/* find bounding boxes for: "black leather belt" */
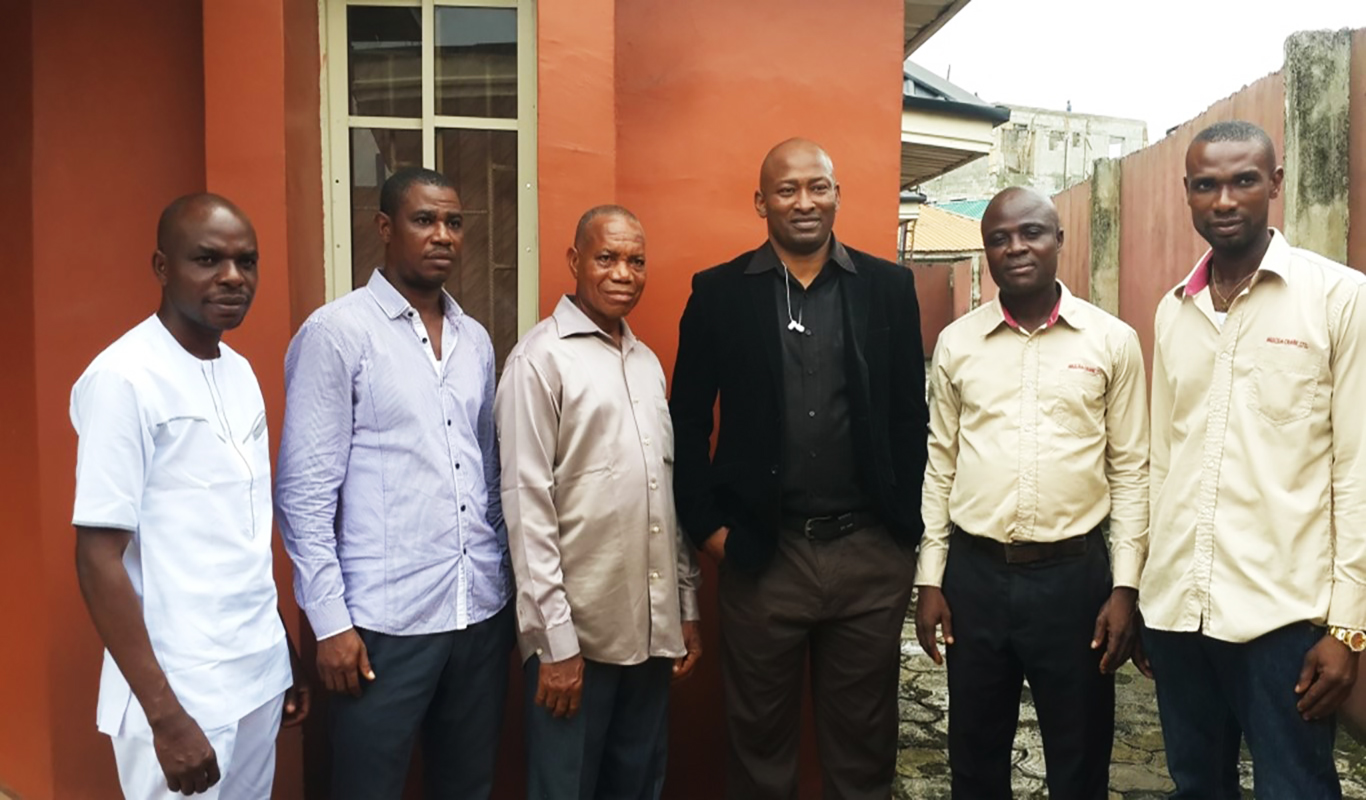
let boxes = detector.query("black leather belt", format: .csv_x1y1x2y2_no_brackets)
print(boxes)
953,525,1100,565
780,511,880,541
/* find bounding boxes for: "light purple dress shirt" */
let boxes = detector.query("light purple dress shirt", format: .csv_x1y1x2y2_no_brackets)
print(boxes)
276,270,511,640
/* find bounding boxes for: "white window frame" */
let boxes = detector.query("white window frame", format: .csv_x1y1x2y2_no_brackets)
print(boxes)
320,0,538,336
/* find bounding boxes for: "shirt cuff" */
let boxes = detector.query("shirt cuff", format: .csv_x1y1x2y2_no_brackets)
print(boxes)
679,588,701,623
528,620,581,663
1110,548,1143,590
915,546,947,588
1328,580,1366,630
306,598,355,642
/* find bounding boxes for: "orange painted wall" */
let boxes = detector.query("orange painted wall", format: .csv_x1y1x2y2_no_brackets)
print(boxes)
612,1,905,796
27,0,207,797
0,2,50,797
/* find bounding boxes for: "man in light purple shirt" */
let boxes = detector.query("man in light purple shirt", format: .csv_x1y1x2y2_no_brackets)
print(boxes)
275,167,513,800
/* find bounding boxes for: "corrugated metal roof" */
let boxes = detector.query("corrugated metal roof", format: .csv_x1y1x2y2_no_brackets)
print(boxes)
933,199,990,220
912,205,984,254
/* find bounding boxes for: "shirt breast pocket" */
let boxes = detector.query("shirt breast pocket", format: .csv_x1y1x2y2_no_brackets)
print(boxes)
1047,368,1105,437
1249,344,1321,426
656,397,675,465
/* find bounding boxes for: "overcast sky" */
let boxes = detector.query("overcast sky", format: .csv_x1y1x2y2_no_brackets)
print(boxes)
911,0,1366,139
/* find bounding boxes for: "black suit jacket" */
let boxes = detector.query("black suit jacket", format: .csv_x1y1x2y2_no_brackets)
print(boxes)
669,240,930,573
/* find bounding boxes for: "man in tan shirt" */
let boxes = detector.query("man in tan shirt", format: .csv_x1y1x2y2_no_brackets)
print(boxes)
1140,121,1366,799
495,205,702,799
916,187,1149,799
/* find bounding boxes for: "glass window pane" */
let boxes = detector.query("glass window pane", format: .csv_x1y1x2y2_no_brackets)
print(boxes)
350,128,423,289
436,128,519,368
348,6,422,118
435,7,517,119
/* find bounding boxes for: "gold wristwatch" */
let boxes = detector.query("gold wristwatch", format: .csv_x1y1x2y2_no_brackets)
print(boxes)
1329,626,1366,653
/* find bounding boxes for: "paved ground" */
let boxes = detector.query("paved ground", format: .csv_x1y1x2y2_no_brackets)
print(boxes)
893,616,1366,799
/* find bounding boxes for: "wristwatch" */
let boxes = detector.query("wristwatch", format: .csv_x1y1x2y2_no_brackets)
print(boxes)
1329,626,1366,652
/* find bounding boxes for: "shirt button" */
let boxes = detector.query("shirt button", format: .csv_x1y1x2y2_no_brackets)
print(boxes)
651,525,660,534
422,337,428,343
447,420,452,426
650,571,660,581
643,436,651,446
455,463,461,469
808,410,815,417
536,648,543,656
460,504,467,512
649,479,658,489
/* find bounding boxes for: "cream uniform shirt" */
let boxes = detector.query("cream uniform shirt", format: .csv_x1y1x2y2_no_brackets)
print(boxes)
71,316,291,734
918,283,1150,588
1143,231,1366,642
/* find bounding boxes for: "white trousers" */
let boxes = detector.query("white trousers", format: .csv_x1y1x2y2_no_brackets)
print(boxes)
110,692,284,800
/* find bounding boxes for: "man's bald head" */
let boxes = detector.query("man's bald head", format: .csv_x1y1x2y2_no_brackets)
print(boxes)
574,205,641,250
156,193,253,253
981,187,1060,234
758,138,836,192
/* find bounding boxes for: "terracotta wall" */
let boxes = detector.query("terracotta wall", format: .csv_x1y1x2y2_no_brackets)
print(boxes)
24,1,208,797
1116,73,1285,366
1054,179,1092,299
0,0,47,795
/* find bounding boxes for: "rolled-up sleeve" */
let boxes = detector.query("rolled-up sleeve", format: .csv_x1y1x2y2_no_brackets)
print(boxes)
495,352,579,662
275,320,356,640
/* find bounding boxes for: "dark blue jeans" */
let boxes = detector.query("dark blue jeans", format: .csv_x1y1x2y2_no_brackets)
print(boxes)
1143,622,1341,799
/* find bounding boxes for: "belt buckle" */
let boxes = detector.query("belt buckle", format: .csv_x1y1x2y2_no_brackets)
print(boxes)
803,515,834,540
1003,543,1030,565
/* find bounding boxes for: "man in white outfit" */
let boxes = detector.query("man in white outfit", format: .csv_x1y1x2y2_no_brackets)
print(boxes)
71,194,309,798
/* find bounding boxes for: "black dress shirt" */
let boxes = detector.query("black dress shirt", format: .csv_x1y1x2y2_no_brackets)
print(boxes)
745,240,869,517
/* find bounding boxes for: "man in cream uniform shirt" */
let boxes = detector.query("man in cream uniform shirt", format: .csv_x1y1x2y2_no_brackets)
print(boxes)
71,194,307,798
1142,121,1366,798
916,187,1148,799
496,206,701,799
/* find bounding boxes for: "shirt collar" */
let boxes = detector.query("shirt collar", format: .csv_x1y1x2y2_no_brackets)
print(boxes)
743,237,857,275
986,281,1081,336
366,268,464,323
1175,228,1290,299
552,294,638,349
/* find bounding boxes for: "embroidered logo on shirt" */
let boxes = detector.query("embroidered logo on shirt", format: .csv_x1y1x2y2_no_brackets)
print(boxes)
1067,363,1102,376
1265,337,1311,350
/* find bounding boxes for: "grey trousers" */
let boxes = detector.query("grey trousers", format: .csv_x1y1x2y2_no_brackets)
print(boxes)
523,655,673,800
719,524,917,800
330,603,515,800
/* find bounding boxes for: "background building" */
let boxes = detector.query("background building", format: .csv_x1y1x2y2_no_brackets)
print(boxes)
922,103,1148,200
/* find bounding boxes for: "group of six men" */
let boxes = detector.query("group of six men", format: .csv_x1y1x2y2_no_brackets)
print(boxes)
72,121,1366,799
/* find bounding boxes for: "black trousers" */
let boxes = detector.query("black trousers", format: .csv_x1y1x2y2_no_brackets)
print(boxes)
719,524,916,800
330,603,515,800
523,656,673,800
941,529,1114,800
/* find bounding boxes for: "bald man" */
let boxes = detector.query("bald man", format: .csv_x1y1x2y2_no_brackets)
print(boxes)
915,187,1148,798
671,139,928,798
72,194,308,798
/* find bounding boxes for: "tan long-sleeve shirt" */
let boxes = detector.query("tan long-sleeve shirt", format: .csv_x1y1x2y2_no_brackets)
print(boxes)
1142,231,1366,643
495,296,700,665
917,283,1149,588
